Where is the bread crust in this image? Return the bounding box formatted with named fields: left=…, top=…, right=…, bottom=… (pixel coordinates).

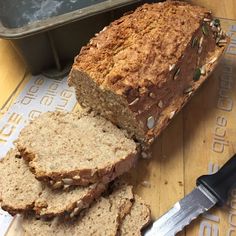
left=0, top=149, right=107, bottom=217
left=16, top=111, right=138, bottom=187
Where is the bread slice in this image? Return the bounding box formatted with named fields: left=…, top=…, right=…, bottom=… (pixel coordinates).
left=0, top=149, right=42, bottom=215
left=120, top=195, right=151, bottom=236
left=16, top=110, right=137, bottom=186
left=22, top=183, right=134, bottom=236
left=0, top=149, right=106, bottom=217
left=68, top=1, right=229, bottom=146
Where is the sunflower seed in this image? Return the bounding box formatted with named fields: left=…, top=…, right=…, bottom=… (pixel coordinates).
left=129, top=97, right=139, bottom=106
left=169, top=111, right=175, bottom=119
left=198, top=36, right=204, bottom=54
left=183, top=86, right=194, bottom=94
left=62, top=178, right=74, bottom=185
left=217, top=39, right=227, bottom=46
left=158, top=100, right=163, bottom=108
left=76, top=201, right=84, bottom=208
left=72, top=207, right=81, bottom=217
left=198, top=46, right=203, bottom=54
left=141, top=152, right=148, bottom=158
left=216, top=36, right=221, bottom=44
left=149, top=92, right=156, bottom=98
left=173, top=68, right=181, bottom=80
left=70, top=211, right=76, bottom=218
left=191, top=36, right=198, bottom=48
left=200, top=65, right=206, bottom=75
left=73, top=175, right=81, bottom=180
left=63, top=184, right=70, bottom=190
left=193, top=68, right=201, bottom=81
left=147, top=116, right=155, bottom=129
left=141, top=181, right=151, bottom=188
left=169, top=64, right=176, bottom=71
left=208, top=57, right=217, bottom=64
left=53, top=181, right=63, bottom=189
left=101, top=26, right=107, bottom=32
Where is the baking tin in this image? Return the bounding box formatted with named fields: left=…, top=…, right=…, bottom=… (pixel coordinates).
left=0, top=0, right=147, bottom=75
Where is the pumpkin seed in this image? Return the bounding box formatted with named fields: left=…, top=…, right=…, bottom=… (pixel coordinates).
left=202, top=24, right=209, bottom=36
left=213, top=18, right=220, bottom=27
left=191, top=36, right=198, bottom=48
left=193, top=68, right=201, bottom=81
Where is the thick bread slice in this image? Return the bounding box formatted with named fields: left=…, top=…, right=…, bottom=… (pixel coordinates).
left=120, top=195, right=151, bottom=236
left=0, top=149, right=106, bottom=217
left=22, top=184, right=134, bottom=236
left=16, top=110, right=138, bottom=186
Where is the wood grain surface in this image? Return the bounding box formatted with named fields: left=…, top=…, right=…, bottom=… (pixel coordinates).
left=0, top=2, right=236, bottom=236
left=189, top=0, right=236, bottom=19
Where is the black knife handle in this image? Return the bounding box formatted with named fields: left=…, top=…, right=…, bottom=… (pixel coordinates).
left=197, top=153, right=236, bottom=206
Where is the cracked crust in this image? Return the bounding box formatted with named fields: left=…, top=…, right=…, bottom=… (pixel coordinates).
left=15, top=110, right=138, bottom=187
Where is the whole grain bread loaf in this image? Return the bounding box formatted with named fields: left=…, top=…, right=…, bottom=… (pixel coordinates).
left=0, top=149, right=106, bottom=217
left=22, top=183, right=136, bottom=236
left=68, top=1, right=229, bottom=145
left=16, top=110, right=137, bottom=186
left=22, top=184, right=151, bottom=236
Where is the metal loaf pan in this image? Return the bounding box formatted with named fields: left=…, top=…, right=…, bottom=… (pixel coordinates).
left=0, top=0, right=154, bottom=76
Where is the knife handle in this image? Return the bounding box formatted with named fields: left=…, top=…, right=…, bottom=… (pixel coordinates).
left=197, top=153, right=236, bottom=206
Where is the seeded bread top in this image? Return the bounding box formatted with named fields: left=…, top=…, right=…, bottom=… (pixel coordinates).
left=16, top=111, right=137, bottom=184
left=22, top=184, right=134, bottom=236
left=0, top=149, right=106, bottom=217
left=72, top=1, right=209, bottom=95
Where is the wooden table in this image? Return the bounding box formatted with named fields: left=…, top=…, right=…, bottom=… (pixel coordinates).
left=1, top=1, right=236, bottom=236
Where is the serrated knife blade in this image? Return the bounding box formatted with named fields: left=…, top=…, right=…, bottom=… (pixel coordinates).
left=144, top=185, right=218, bottom=236
left=144, top=153, right=236, bottom=236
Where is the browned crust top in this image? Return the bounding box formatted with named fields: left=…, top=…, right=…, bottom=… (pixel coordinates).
left=73, top=1, right=210, bottom=95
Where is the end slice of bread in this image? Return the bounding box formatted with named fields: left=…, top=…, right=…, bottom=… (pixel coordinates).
left=0, top=149, right=106, bottom=217
left=16, top=110, right=138, bottom=187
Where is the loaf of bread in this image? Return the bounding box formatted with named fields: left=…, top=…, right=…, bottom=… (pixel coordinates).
left=16, top=110, right=137, bottom=187
left=22, top=184, right=151, bottom=236
left=68, top=1, right=229, bottom=145
left=0, top=149, right=106, bottom=217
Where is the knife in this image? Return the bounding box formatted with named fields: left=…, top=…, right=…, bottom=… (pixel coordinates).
left=144, top=153, right=236, bottom=236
